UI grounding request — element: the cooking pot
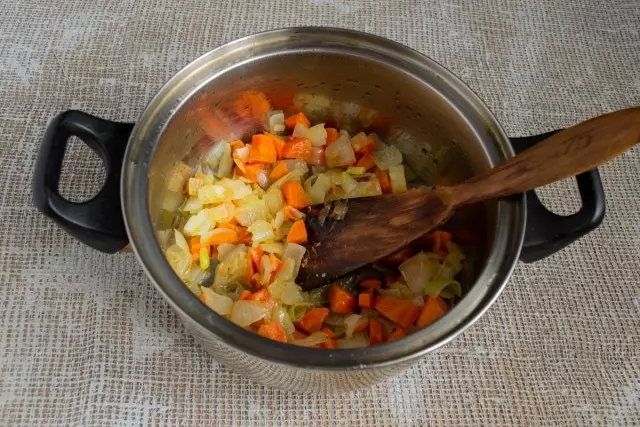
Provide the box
[33,28,604,393]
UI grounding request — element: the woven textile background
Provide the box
[1,0,638,425]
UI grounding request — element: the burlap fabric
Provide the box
[0,0,638,425]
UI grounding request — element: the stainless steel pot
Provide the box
[33,28,605,393]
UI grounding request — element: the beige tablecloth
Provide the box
[1,0,638,425]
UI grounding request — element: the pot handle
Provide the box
[510,130,605,262]
[32,110,135,253]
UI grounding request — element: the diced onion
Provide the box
[388,164,407,193]
[345,179,383,199]
[248,220,275,245]
[268,280,304,305]
[273,304,296,338]
[399,251,442,295]
[371,141,403,170]
[166,244,192,277]
[344,314,367,338]
[183,209,215,236]
[284,159,309,173]
[292,122,309,137]
[174,229,190,254]
[263,188,285,215]
[216,143,233,178]
[337,334,369,348]
[270,169,307,190]
[306,123,327,146]
[167,162,192,193]
[162,190,184,212]
[292,331,329,347]
[307,146,325,166]
[268,110,285,134]
[182,196,203,213]
[283,243,306,277]
[259,242,285,257]
[234,146,250,162]
[306,173,331,205]
[340,172,358,193]
[235,200,269,227]
[210,202,236,223]
[424,277,462,299]
[217,243,238,262]
[230,300,269,327]
[205,141,229,170]
[325,130,356,168]
[201,287,233,315]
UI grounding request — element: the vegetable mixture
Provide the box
[162,101,465,348]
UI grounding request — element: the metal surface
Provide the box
[122,28,525,393]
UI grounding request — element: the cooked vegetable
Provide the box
[164,99,466,347]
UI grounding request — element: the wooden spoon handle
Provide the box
[450,107,640,207]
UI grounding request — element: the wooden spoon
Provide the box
[298,107,640,290]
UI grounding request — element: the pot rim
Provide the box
[121,27,525,370]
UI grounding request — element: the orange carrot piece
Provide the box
[329,284,356,314]
[257,321,287,343]
[320,326,336,339]
[358,289,375,310]
[321,338,337,349]
[368,319,383,345]
[353,318,370,335]
[248,134,277,163]
[201,229,239,246]
[360,278,382,289]
[298,307,330,333]
[325,128,338,145]
[189,237,201,262]
[284,112,310,129]
[249,288,270,302]
[350,133,377,155]
[281,137,312,160]
[230,140,245,151]
[374,296,420,329]
[265,132,286,159]
[386,327,406,342]
[282,181,309,209]
[248,247,264,271]
[376,168,392,194]
[423,230,453,255]
[286,220,308,244]
[268,253,283,283]
[356,153,376,171]
[416,296,449,328]
[199,292,207,303]
[239,290,251,300]
[269,161,289,180]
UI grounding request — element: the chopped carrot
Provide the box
[321,338,337,349]
[284,112,310,129]
[230,140,245,151]
[358,289,375,310]
[199,292,207,303]
[238,163,267,183]
[282,181,309,209]
[350,133,376,155]
[248,134,277,163]
[320,326,336,339]
[286,220,308,244]
[234,90,271,121]
[360,278,381,289]
[284,205,305,220]
[329,284,356,314]
[268,253,283,283]
[257,321,287,343]
[374,296,420,329]
[416,296,449,328]
[376,168,392,193]
[265,132,286,158]
[292,330,307,340]
[201,229,239,246]
[423,230,452,255]
[386,327,406,342]
[369,319,383,345]
[325,128,338,145]
[281,137,312,160]
[247,255,256,284]
[383,247,415,265]
[249,288,270,302]
[217,222,240,232]
[269,161,289,180]
[189,237,201,262]
[248,247,264,271]
[298,307,330,333]
[239,290,251,300]
[356,153,376,171]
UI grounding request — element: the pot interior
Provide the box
[124,28,523,367]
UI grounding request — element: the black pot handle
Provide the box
[32,110,135,253]
[511,130,605,263]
